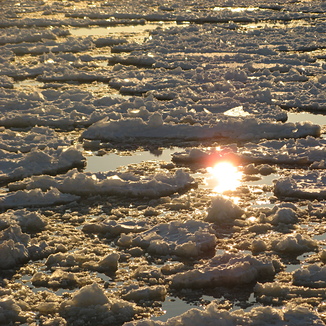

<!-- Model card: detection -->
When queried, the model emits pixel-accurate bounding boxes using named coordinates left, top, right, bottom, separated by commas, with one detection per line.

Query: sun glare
left=206, top=161, right=242, bottom=193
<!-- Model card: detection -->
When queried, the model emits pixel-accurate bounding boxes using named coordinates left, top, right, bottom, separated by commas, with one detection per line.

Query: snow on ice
left=2, top=0, right=326, bottom=325
left=7, top=168, right=195, bottom=198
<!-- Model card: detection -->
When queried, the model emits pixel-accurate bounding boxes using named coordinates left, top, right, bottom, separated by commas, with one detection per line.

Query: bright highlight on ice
left=207, top=161, right=242, bottom=193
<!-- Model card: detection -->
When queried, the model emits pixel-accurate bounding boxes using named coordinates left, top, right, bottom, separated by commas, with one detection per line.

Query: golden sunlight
left=206, top=161, right=242, bottom=193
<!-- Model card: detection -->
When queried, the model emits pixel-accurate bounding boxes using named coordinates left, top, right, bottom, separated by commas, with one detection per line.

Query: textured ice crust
left=274, top=171, right=326, bottom=199
left=0, top=188, right=80, bottom=210
left=129, top=220, right=217, bottom=258
left=173, top=136, right=326, bottom=167
left=82, top=113, right=320, bottom=141
left=171, top=253, right=278, bottom=289
left=8, top=168, right=195, bottom=198
left=0, top=146, right=85, bottom=184
left=124, top=300, right=325, bottom=326
left=2, top=0, right=326, bottom=325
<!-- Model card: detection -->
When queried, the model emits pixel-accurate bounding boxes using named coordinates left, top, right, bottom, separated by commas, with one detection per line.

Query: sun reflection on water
left=206, top=161, right=242, bottom=193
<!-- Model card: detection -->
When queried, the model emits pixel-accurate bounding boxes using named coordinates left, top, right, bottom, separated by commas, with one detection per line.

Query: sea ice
left=60, top=283, right=140, bottom=325
left=83, top=113, right=320, bottom=141
left=274, top=171, right=326, bottom=199
left=124, top=300, right=325, bottom=326
left=0, top=188, right=80, bottom=210
left=205, top=195, right=244, bottom=224
left=9, top=168, right=195, bottom=198
left=171, top=252, right=279, bottom=289
left=172, top=136, right=326, bottom=167
left=130, top=220, right=216, bottom=258
left=0, top=146, right=85, bottom=184
left=293, top=264, right=326, bottom=288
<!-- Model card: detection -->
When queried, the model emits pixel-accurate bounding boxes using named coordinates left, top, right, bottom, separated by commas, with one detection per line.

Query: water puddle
left=85, top=148, right=181, bottom=173
left=287, top=112, right=326, bottom=126
left=153, top=296, right=205, bottom=322
left=14, top=79, right=44, bottom=89
left=245, top=173, right=279, bottom=186
left=69, top=22, right=178, bottom=37
left=213, top=7, right=259, bottom=12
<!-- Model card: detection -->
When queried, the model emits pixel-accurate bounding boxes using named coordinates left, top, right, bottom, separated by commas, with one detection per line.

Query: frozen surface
left=8, top=168, right=195, bottom=198
left=274, top=171, right=326, bottom=199
left=130, top=220, right=217, bottom=258
left=2, top=0, right=326, bottom=325
left=0, top=188, right=80, bottom=210
left=0, top=146, right=85, bottom=184
left=124, top=301, right=325, bottom=326
left=82, top=113, right=320, bottom=141
left=173, top=136, right=326, bottom=167
left=171, top=252, right=279, bottom=289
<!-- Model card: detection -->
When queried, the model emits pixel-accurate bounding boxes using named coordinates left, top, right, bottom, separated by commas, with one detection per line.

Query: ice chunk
left=60, top=283, right=140, bottom=324
left=205, top=195, right=244, bottom=224
left=124, top=300, right=325, bottom=326
left=0, top=297, right=26, bottom=324
left=10, top=169, right=195, bottom=198
left=271, top=233, right=317, bottom=254
left=64, top=283, right=109, bottom=307
left=122, top=285, right=167, bottom=302
left=274, top=171, right=326, bottom=199
left=0, top=188, right=80, bottom=210
left=171, top=253, right=278, bottom=289
left=293, top=264, right=326, bottom=288
left=0, top=239, right=29, bottom=269
left=131, top=220, right=216, bottom=258
left=0, top=146, right=85, bottom=184
left=82, top=114, right=320, bottom=141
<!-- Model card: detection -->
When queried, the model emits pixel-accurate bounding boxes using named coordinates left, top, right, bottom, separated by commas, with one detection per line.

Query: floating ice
left=0, top=188, right=80, bottom=210
left=0, top=239, right=29, bottom=269
left=0, top=209, right=46, bottom=232
left=173, top=136, right=326, bottom=167
left=255, top=282, right=326, bottom=303
left=293, top=264, right=326, bottom=288
left=124, top=300, right=325, bottom=326
left=60, top=283, right=140, bottom=325
left=171, top=252, right=278, bottom=289
left=82, top=113, right=320, bottom=141
left=274, top=171, right=326, bottom=199
left=122, top=285, right=167, bottom=302
left=130, top=220, right=217, bottom=258
left=0, top=146, right=85, bottom=184
left=0, top=127, right=75, bottom=153
left=0, top=297, right=26, bottom=324
left=9, top=168, right=195, bottom=198
left=205, top=195, right=244, bottom=224
left=271, top=233, right=317, bottom=254
left=45, top=249, right=120, bottom=274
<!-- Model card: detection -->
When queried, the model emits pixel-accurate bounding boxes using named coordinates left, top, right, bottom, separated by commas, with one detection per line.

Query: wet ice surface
left=2, top=0, right=326, bottom=325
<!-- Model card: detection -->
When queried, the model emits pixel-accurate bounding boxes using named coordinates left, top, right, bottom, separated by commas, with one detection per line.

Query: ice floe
left=274, top=171, right=326, bottom=199
left=205, top=195, right=244, bottom=224
left=0, top=146, right=85, bottom=184
left=9, top=168, right=195, bottom=198
left=172, top=136, right=326, bottom=167
left=125, top=300, right=325, bottom=326
left=2, top=0, right=326, bottom=325
left=0, top=126, right=75, bottom=153
left=171, top=252, right=279, bottom=289
left=293, top=264, right=326, bottom=288
left=128, top=220, right=216, bottom=258
left=82, top=113, right=320, bottom=141
left=0, top=188, right=80, bottom=210
left=60, top=283, right=140, bottom=325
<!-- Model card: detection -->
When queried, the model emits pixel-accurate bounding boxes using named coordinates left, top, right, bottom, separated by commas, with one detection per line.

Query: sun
left=206, top=161, right=242, bottom=193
